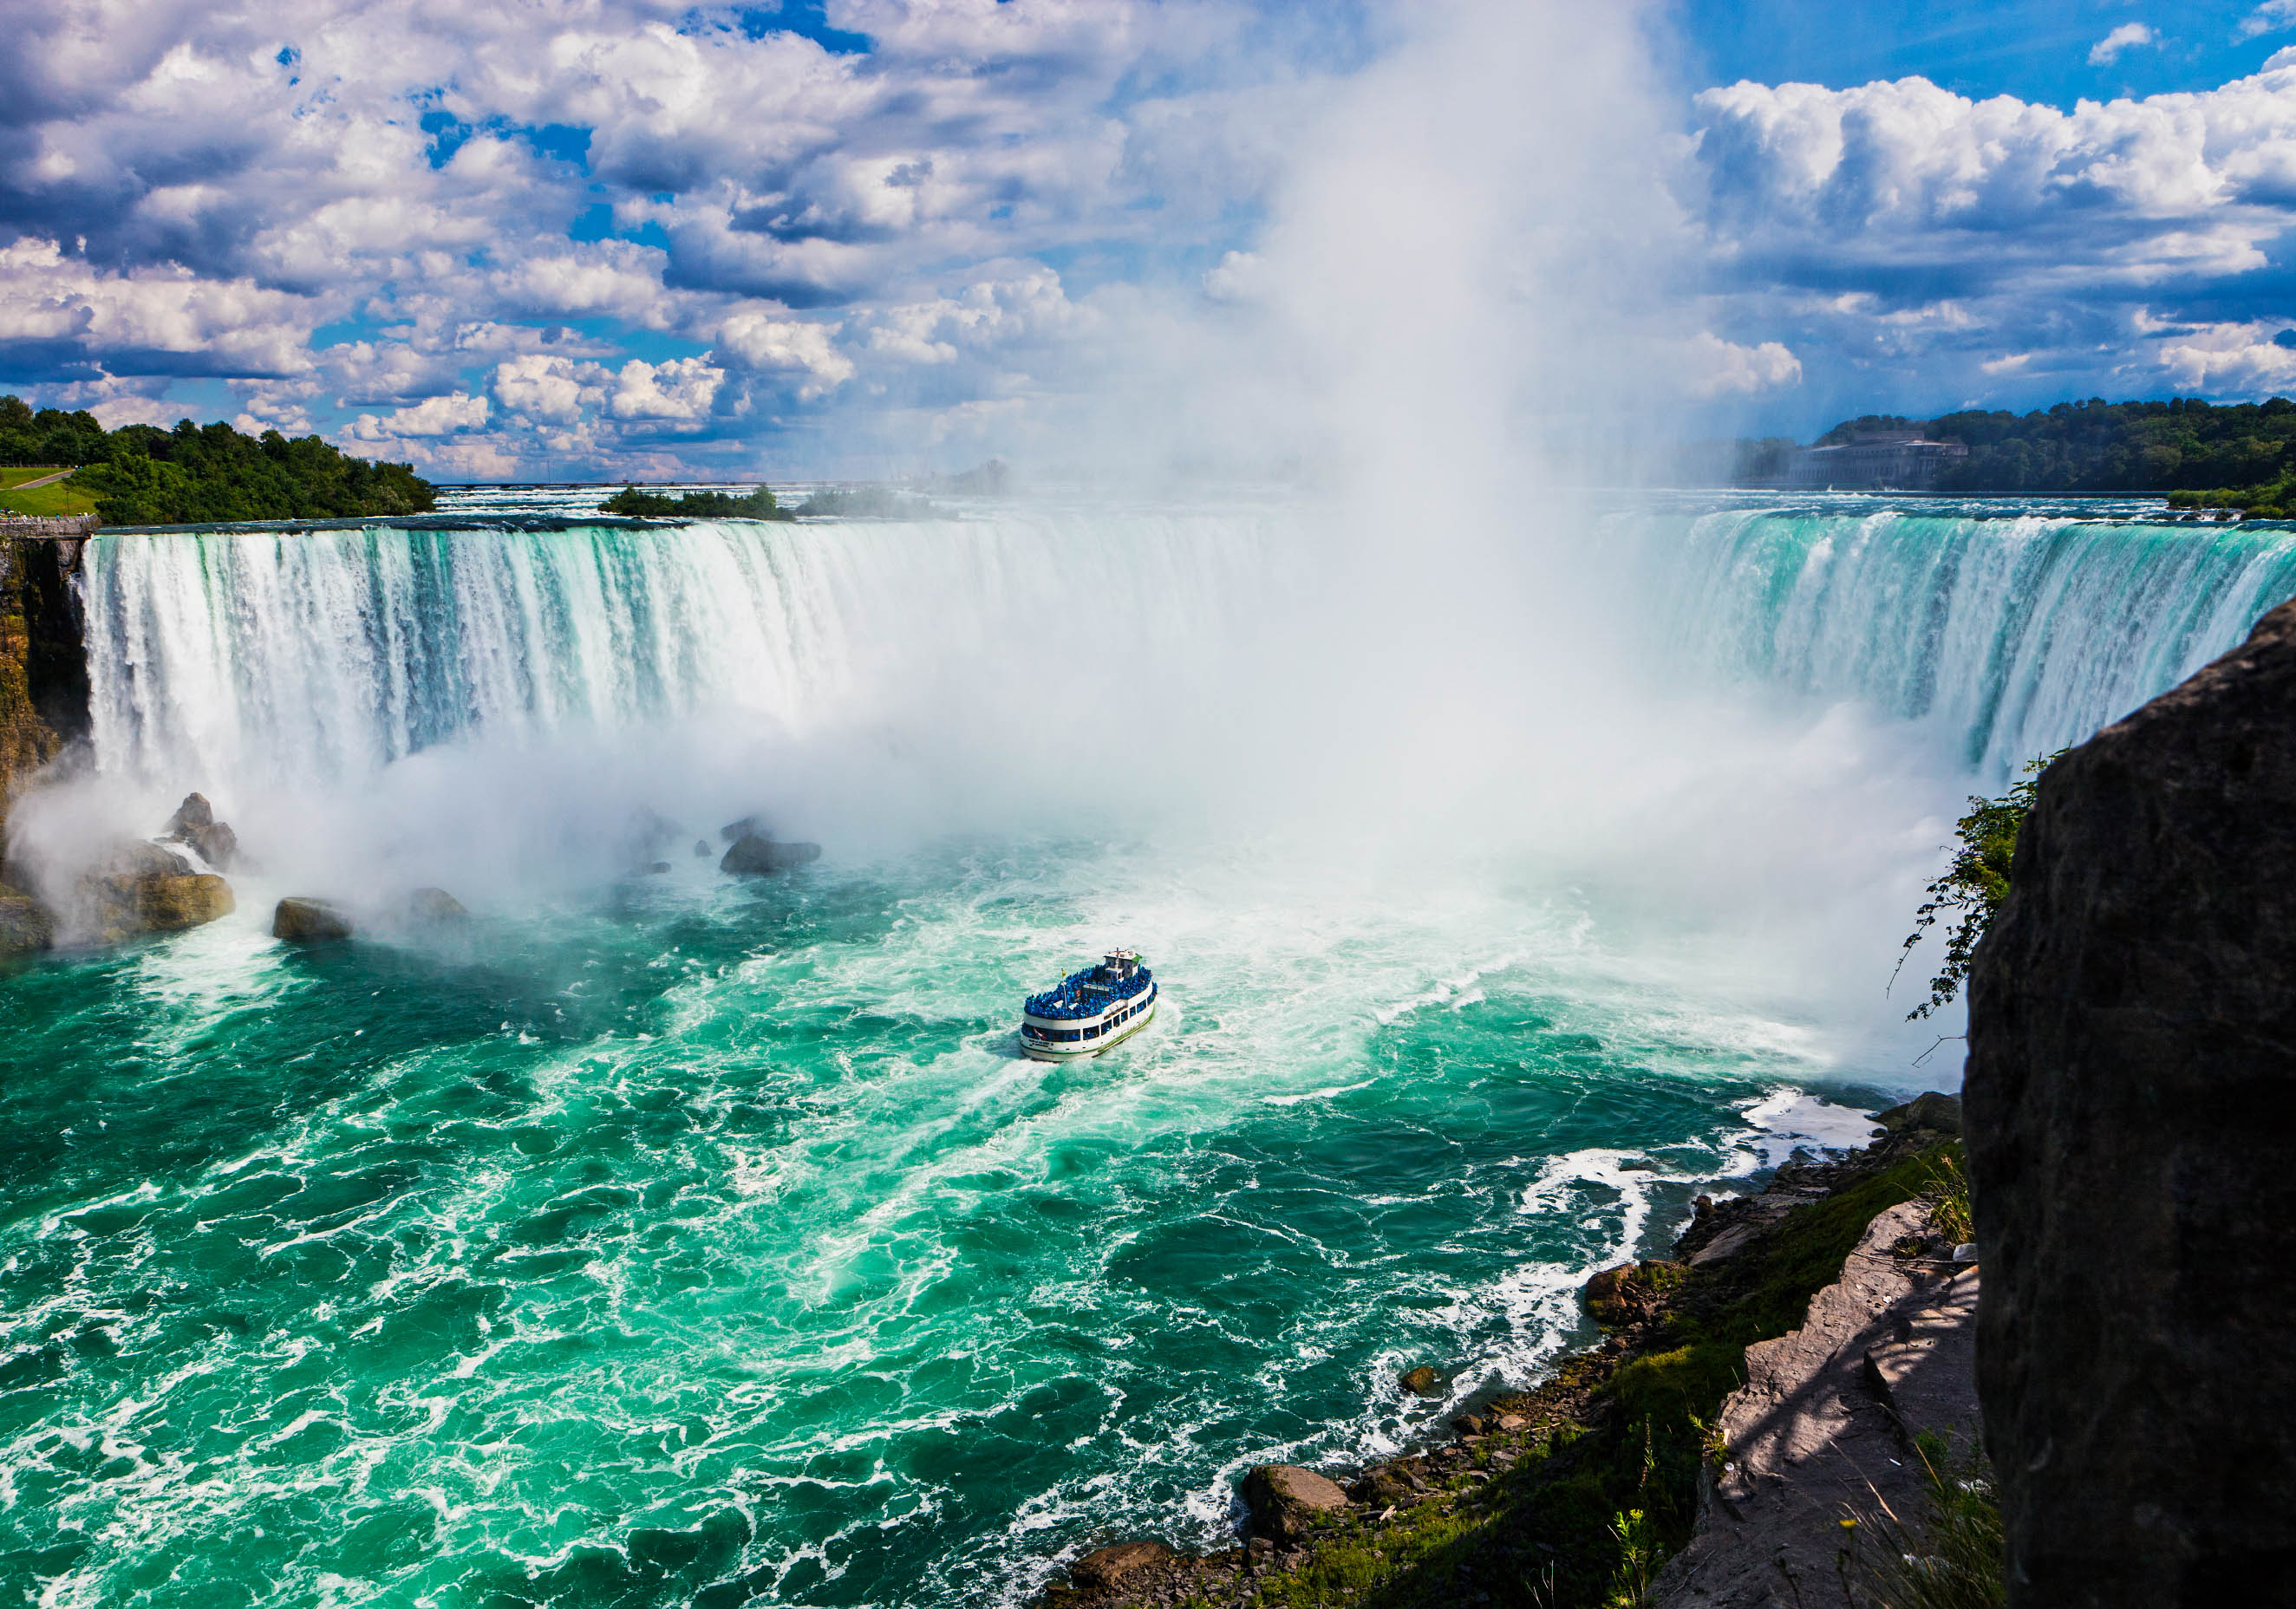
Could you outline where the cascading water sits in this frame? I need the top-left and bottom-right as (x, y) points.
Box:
(4, 498), (2289, 1609)
(1635, 496), (2296, 774)
(79, 510), (1280, 792)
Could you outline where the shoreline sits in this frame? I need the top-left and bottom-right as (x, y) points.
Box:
(1034, 1098), (1968, 1608)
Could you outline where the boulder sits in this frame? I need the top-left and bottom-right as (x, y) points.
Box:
(720, 833), (822, 876)
(692, 838), (712, 858)
(77, 841), (234, 941)
(401, 887), (467, 923)
(1582, 1260), (1677, 1326)
(274, 897), (353, 942)
(136, 875), (233, 930)
(161, 792), (238, 870)
(1873, 1090), (1961, 1137)
(720, 812), (770, 842)
(1068, 1539), (1172, 1593)
(1241, 1463), (1350, 1544)
(1967, 597), (2296, 1606)
(1399, 1365), (1440, 1397)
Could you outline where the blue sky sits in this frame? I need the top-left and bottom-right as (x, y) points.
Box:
(5, 0), (2296, 478)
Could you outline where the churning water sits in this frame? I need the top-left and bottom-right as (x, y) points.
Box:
(3, 495), (2286, 1607)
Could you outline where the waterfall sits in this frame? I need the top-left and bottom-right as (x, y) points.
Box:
(1636, 505), (2296, 775)
(76, 503), (2296, 796)
(79, 511), (1277, 789)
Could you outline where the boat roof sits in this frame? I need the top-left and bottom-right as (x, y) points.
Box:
(1025, 954), (1153, 1019)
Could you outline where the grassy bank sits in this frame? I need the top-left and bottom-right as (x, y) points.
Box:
(0, 468), (95, 518)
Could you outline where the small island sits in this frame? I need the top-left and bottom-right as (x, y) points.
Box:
(599, 483), (793, 519)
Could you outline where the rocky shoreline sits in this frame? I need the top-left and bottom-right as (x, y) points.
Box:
(1035, 1098), (1972, 1609)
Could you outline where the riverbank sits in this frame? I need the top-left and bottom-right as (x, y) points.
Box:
(1039, 1099), (1971, 1609)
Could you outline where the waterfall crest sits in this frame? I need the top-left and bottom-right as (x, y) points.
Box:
(1638, 505), (2296, 773)
(78, 505), (2296, 797)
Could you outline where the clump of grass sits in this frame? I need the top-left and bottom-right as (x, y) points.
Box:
(1849, 1431), (2004, 1609)
(1921, 1149), (1973, 1246)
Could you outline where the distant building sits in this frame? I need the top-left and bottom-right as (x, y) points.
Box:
(1783, 430), (1969, 491)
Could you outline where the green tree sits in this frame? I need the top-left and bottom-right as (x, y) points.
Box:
(1896, 752), (2061, 1019)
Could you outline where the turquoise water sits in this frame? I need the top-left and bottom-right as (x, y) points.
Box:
(0, 840), (1850, 1608)
(5, 497), (2288, 1606)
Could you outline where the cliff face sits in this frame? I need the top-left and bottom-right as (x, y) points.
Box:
(0, 532), (89, 859)
(1966, 599), (2296, 1607)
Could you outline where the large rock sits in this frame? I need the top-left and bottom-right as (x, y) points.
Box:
(135, 874), (233, 930)
(1873, 1090), (1961, 1137)
(161, 791), (238, 870)
(1067, 1539), (1172, 1593)
(78, 841), (234, 941)
(719, 833), (821, 876)
(1241, 1463), (1350, 1544)
(401, 887), (467, 923)
(274, 897), (354, 942)
(1967, 598), (2296, 1606)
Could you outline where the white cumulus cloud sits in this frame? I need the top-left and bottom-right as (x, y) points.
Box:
(610, 355), (723, 421)
(2089, 23), (2158, 66)
(1684, 333), (1803, 398)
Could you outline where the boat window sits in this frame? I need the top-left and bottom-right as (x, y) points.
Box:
(1084, 1024), (1100, 1038)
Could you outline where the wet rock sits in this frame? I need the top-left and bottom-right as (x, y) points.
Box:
(692, 838), (712, 858)
(1242, 1464), (1349, 1544)
(79, 841), (234, 940)
(1399, 1365), (1440, 1396)
(1872, 1090), (1960, 1137)
(720, 812), (770, 842)
(720, 833), (822, 876)
(274, 897), (353, 942)
(401, 887), (467, 923)
(1967, 596), (2296, 1605)
(1450, 1412), (1486, 1437)
(135, 875), (233, 930)
(648, 861), (672, 874)
(1069, 1539), (1173, 1593)
(1582, 1261), (1677, 1326)
(1348, 1469), (1415, 1508)
(161, 791), (238, 870)
(0, 890), (52, 957)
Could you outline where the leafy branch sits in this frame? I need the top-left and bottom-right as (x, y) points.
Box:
(1895, 752), (2061, 1020)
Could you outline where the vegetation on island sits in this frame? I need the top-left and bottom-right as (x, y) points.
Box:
(1815, 396), (2296, 497)
(0, 396), (434, 524)
(599, 484), (793, 518)
(1897, 752), (2058, 1020)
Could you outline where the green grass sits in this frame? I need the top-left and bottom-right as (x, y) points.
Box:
(1189, 1142), (1965, 1609)
(0, 466), (68, 490)
(0, 469), (96, 518)
(1849, 1430), (2004, 1609)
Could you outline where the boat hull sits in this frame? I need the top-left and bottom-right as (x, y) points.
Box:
(1021, 993), (1157, 1060)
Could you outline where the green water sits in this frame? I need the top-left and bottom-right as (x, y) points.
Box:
(0, 839), (1862, 1608)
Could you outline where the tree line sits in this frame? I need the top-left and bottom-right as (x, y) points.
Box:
(1797, 396), (2296, 500)
(0, 396), (434, 524)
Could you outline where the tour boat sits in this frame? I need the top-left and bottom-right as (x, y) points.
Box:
(1021, 950), (1157, 1060)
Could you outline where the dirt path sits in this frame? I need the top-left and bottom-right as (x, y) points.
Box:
(7, 468), (75, 490)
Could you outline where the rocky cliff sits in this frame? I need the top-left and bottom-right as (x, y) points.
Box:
(1967, 598), (2296, 1606)
(0, 531), (89, 857)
